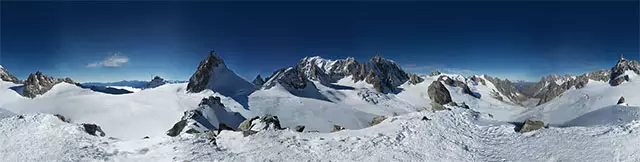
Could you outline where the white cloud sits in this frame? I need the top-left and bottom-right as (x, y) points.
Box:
(87, 53), (129, 68)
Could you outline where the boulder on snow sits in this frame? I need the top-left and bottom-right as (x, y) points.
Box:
(428, 81), (452, 107)
(82, 123), (106, 137)
(295, 125), (306, 132)
(166, 120), (188, 137)
(331, 125), (345, 132)
(518, 119), (544, 133)
(369, 116), (387, 126)
(239, 114), (284, 136)
(617, 96), (626, 105)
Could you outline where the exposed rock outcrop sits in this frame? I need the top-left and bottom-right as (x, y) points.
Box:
(428, 81), (452, 106)
(295, 125), (306, 132)
(407, 73), (424, 85)
(0, 65), (20, 83)
(484, 76), (525, 105)
(166, 96), (245, 137)
(22, 71), (77, 98)
(186, 50), (254, 97)
(239, 114), (284, 136)
(296, 55), (409, 93)
(610, 56), (640, 86)
(617, 96), (626, 105)
(82, 123), (106, 137)
(331, 125), (345, 132)
(518, 119), (544, 133)
(369, 116), (387, 126)
(263, 68), (311, 90)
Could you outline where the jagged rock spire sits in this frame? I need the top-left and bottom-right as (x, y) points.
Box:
(252, 74), (265, 86)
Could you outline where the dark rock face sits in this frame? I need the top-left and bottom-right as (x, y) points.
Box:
(166, 120), (188, 137)
(82, 123), (106, 137)
(0, 66), (20, 83)
(407, 73), (424, 85)
(295, 125), (306, 132)
(428, 81), (452, 105)
(22, 71), (77, 98)
(186, 51), (226, 93)
(263, 68), (311, 90)
(144, 76), (166, 89)
(252, 74), (265, 86)
(617, 96), (626, 105)
(518, 119), (544, 133)
(610, 75), (630, 86)
(610, 56), (640, 86)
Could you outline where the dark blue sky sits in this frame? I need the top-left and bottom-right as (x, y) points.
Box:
(1, 1), (638, 82)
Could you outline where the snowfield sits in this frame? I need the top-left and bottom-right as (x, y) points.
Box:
(3, 107), (640, 161)
(0, 82), (248, 139)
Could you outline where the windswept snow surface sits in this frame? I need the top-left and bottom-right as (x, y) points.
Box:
(3, 108), (640, 161)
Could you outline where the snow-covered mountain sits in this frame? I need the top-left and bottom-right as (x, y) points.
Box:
(2, 52), (640, 161)
(144, 76), (167, 89)
(186, 50), (255, 109)
(20, 71), (78, 98)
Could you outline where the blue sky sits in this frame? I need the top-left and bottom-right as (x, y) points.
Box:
(1, 1), (638, 82)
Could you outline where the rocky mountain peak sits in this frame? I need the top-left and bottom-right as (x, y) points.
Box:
(252, 74), (265, 86)
(145, 76), (166, 89)
(187, 50), (228, 93)
(610, 56), (640, 86)
(22, 71), (77, 98)
(290, 55), (409, 93)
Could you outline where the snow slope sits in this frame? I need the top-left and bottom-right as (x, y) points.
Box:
(4, 108), (640, 161)
(0, 82), (249, 139)
(563, 105), (640, 127)
(517, 72), (639, 125)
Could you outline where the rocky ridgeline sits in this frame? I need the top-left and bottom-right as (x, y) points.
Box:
(167, 96), (245, 137)
(23, 71), (77, 98)
(274, 55), (416, 93)
(0, 65), (21, 84)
